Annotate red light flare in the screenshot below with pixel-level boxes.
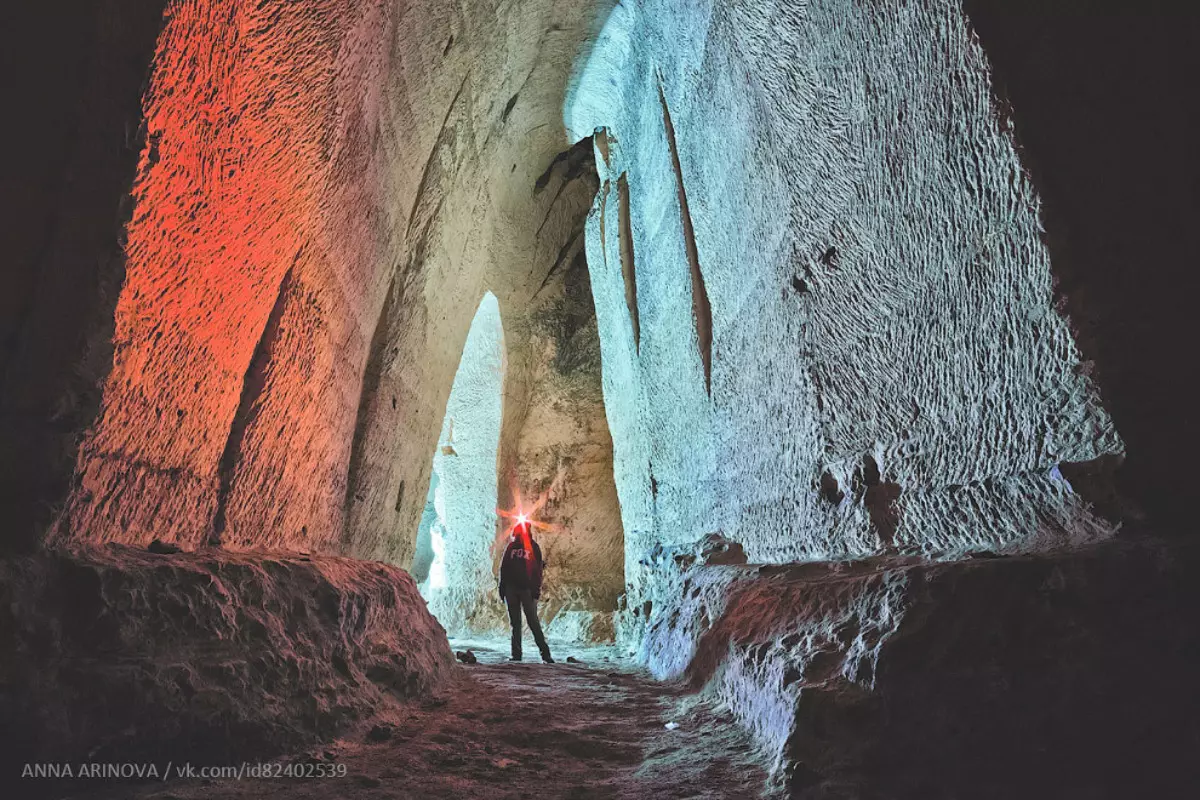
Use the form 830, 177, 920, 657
497, 485, 563, 538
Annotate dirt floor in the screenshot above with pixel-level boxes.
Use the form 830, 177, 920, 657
74, 637, 774, 800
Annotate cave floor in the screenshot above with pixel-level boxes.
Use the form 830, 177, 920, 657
88, 638, 773, 800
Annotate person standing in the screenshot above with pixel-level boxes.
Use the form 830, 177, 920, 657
498, 519, 554, 663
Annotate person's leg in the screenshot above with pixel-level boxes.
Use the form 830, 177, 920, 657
505, 592, 523, 659
521, 592, 552, 662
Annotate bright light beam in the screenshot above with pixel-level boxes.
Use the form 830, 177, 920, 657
497, 484, 565, 537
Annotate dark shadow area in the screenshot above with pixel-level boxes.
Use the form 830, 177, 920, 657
0, 0, 169, 554
964, 0, 1200, 534
662, 538, 1200, 798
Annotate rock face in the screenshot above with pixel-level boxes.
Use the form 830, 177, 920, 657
422, 293, 507, 633
422, 280, 625, 639
6, 0, 1190, 636
2, 0, 1197, 790
498, 237, 626, 638
641, 537, 1200, 797
0, 547, 454, 770
40, 0, 397, 553
2, 0, 625, 633
574, 0, 1126, 636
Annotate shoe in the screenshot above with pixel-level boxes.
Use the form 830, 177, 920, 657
510, 655, 522, 662
541, 653, 555, 664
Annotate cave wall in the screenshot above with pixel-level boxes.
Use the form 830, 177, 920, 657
46, 0, 407, 552
16, 0, 611, 562
496, 156, 626, 639
515, 264, 626, 637
639, 539, 1200, 796
571, 0, 1125, 626
1, 0, 1194, 784
1, 546, 454, 772
336, 0, 625, 594
8, 0, 1186, 650
3, 0, 628, 634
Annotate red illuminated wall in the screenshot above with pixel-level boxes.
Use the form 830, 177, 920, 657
54, 0, 398, 552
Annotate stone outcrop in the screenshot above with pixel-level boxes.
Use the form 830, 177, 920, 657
497, 223, 626, 638
640, 536, 1200, 797
0, 547, 454, 772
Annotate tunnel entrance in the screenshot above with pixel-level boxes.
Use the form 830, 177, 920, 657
415, 292, 507, 635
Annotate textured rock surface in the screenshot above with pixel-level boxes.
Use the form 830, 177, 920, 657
0, 547, 454, 770
573, 0, 1125, 633
498, 229, 626, 636
47, 0, 406, 552
963, 0, 1199, 536
421, 281, 624, 638
16, 0, 626, 629
8, 0, 1188, 645
4, 1, 1198, 794
641, 537, 1200, 797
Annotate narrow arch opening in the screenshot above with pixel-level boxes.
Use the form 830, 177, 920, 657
417, 291, 506, 635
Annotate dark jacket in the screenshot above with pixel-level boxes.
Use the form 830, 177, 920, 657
499, 527, 543, 600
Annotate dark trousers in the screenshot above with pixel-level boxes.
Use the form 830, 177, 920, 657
505, 588, 550, 659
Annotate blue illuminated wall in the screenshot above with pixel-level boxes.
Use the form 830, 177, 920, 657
566, 0, 1123, 636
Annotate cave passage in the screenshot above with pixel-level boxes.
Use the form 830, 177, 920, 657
417, 292, 506, 636
2, 0, 1197, 797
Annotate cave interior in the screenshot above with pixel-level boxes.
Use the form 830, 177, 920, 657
1, 0, 1198, 797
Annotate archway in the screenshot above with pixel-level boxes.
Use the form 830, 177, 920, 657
418, 292, 507, 635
